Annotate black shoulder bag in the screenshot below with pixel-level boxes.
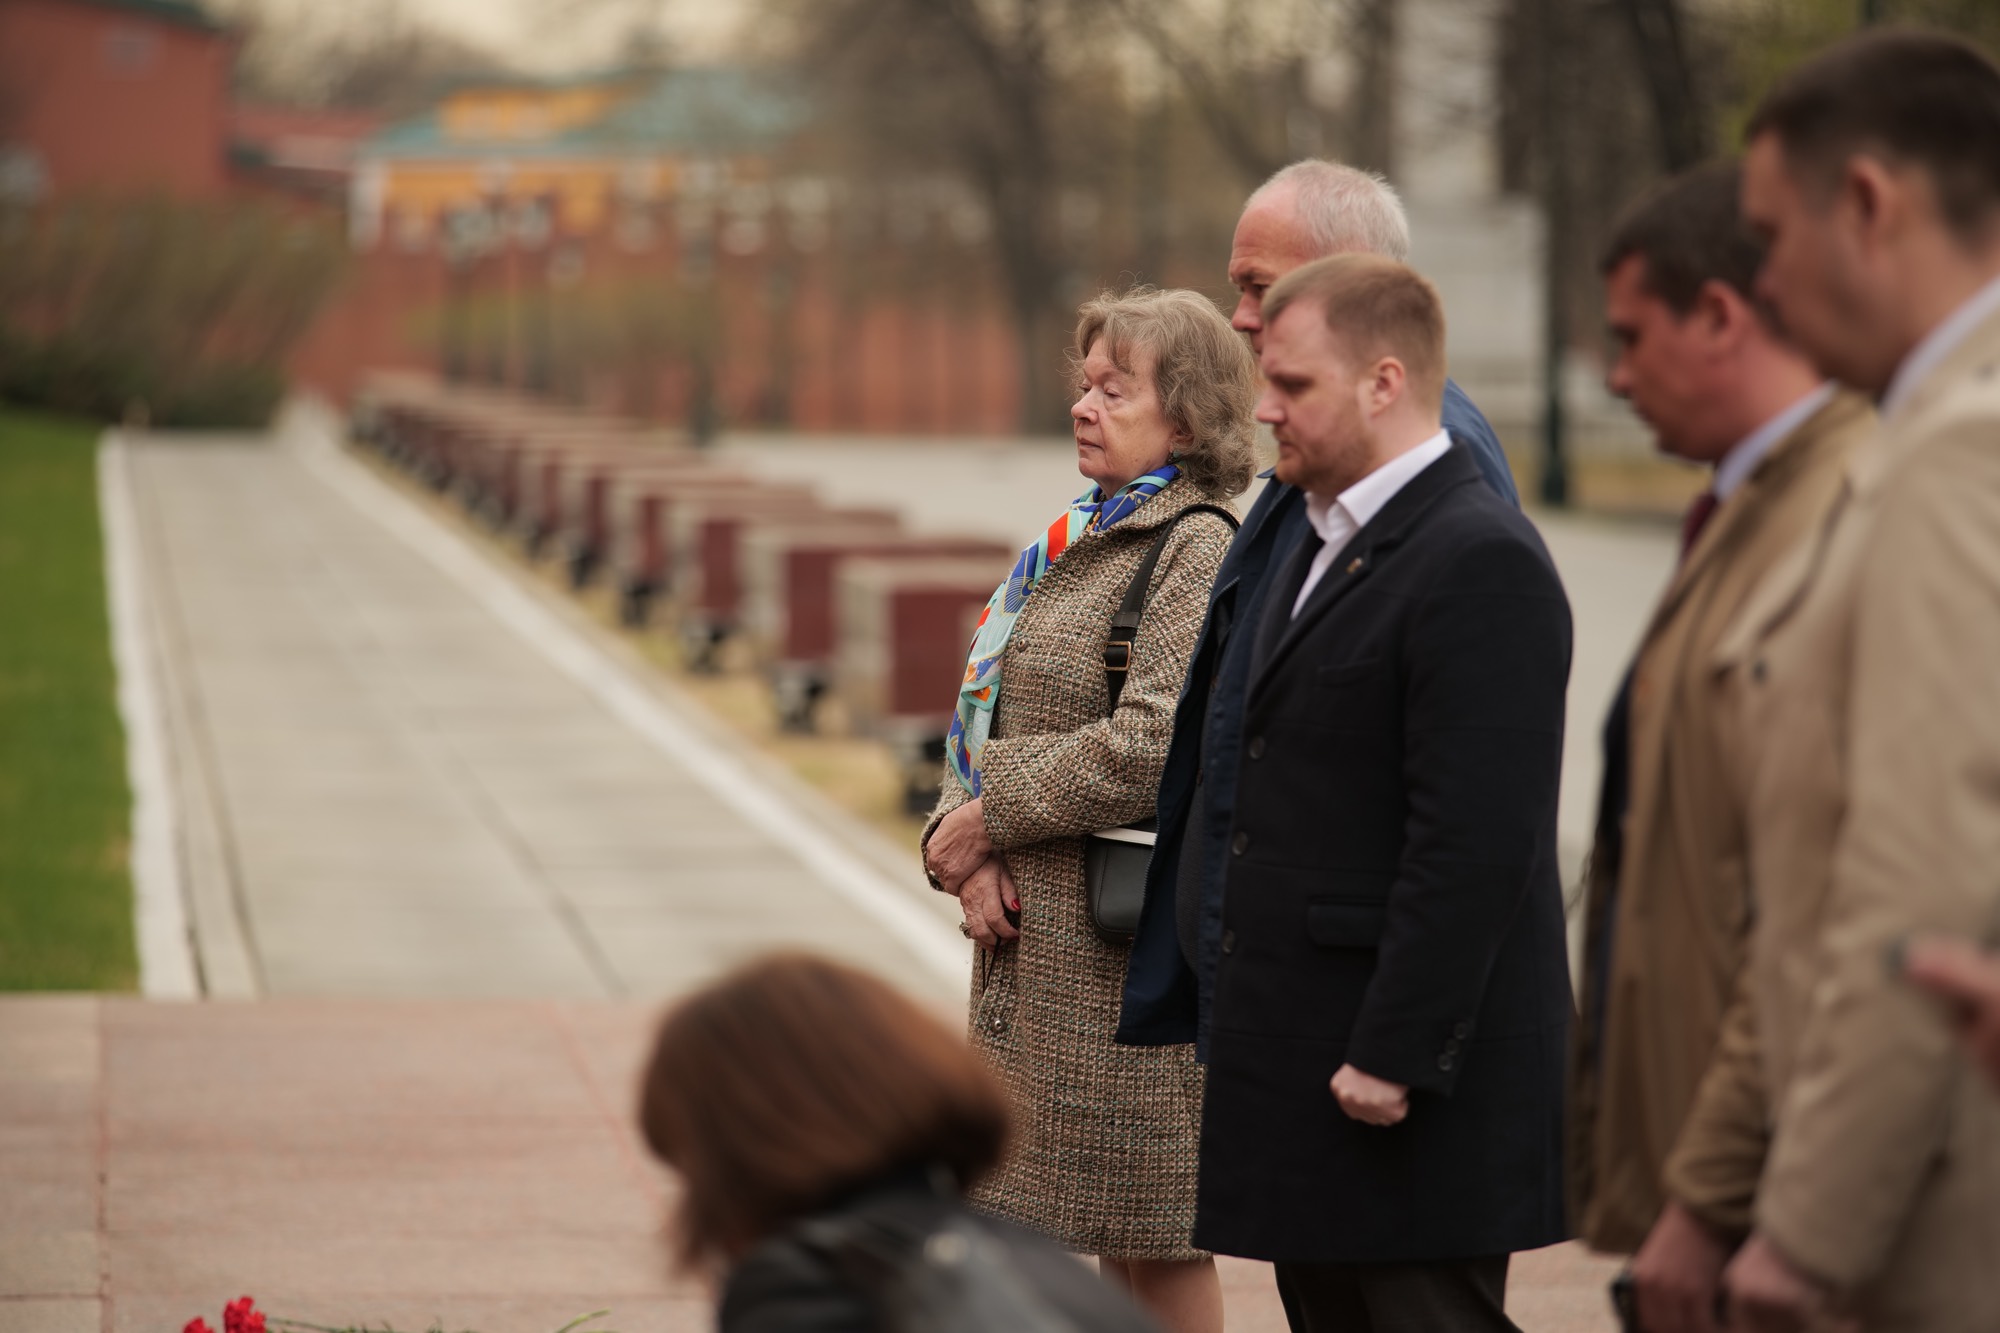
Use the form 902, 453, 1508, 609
1084, 503, 1239, 945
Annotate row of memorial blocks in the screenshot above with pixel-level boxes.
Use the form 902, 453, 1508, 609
354, 372, 1010, 813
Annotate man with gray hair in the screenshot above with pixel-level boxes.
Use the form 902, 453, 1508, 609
1118, 160, 1519, 1068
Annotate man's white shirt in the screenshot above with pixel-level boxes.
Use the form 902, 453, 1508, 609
1292, 430, 1454, 617
1713, 382, 1836, 502
1880, 270, 2000, 419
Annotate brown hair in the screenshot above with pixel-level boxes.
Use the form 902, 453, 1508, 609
1071, 287, 1260, 499
1747, 29, 2000, 242
637, 953, 1008, 1269
1601, 160, 1774, 323
1262, 254, 1447, 411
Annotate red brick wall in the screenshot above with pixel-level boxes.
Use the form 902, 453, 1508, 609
291, 234, 1029, 436
0, 0, 233, 198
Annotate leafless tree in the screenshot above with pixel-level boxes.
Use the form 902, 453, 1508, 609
210, 0, 514, 114
759, 0, 1108, 429
1614, 0, 1709, 170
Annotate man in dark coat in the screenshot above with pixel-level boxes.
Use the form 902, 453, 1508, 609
1193, 255, 1572, 1329
1118, 159, 1516, 1057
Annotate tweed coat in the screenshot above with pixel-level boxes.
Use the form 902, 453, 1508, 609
1567, 390, 1870, 1253
924, 474, 1236, 1261
1663, 303, 2000, 1329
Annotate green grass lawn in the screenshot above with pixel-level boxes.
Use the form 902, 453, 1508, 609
0, 407, 136, 989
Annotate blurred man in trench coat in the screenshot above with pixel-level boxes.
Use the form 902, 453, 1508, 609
1565, 163, 1871, 1288
1654, 31, 2000, 1333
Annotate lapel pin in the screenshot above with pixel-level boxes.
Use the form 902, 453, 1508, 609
1346, 557, 1364, 574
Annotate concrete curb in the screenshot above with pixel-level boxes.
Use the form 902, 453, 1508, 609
99, 433, 199, 999
109, 436, 262, 998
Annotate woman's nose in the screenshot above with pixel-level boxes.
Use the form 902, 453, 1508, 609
1071, 392, 1092, 420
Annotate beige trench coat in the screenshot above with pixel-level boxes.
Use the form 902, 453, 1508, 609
926, 475, 1234, 1261
1569, 392, 1871, 1252
1664, 308, 2000, 1329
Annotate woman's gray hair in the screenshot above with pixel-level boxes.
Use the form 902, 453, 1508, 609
1250, 160, 1410, 263
1071, 287, 1259, 500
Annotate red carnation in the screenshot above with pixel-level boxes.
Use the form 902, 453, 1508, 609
222, 1296, 267, 1333
183, 1321, 215, 1333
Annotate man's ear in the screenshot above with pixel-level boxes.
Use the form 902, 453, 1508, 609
1697, 278, 1747, 348
1368, 357, 1408, 416
1841, 154, 1898, 250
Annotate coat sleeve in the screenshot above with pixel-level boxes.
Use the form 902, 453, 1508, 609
1753, 413, 2000, 1287
1344, 529, 1572, 1094
919, 773, 975, 888
1660, 966, 1767, 1239
975, 515, 1233, 849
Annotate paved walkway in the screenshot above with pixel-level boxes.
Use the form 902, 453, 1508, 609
116, 419, 963, 1001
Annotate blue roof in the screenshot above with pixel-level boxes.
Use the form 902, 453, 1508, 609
359, 67, 809, 162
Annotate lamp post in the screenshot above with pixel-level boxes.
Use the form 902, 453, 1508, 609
441, 208, 475, 384
1537, 0, 1573, 507
547, 241, 586, 403
513, 195, 555, 395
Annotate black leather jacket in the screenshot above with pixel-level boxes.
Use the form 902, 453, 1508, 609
719, 1167, 1158, 1333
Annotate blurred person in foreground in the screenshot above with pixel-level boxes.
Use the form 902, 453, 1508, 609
1117, 159, 1516, 1065
1566, 163, 1871, 1288
1653, 29, 2000, 1333
637, 952, 1160, 1332
1193, 254, 1572, 1331
919, 288, 1256, 1332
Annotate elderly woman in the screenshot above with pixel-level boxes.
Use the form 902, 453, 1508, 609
922, 287, 1258, 1333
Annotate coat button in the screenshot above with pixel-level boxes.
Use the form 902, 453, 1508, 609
1231, 831, 1249, 855
1438, 1053, 1454, 1072
990, 1016, 1005, 1034
1221, 930, 1236, 955
1445, 1038, 1461, 1055
1453, 1022, 1470, 1040
1247, 736, 1266, 759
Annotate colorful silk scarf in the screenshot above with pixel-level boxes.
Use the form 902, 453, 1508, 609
946, 464, 1180, 795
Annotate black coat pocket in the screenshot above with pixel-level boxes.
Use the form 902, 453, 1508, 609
1315, 657, 1382, 688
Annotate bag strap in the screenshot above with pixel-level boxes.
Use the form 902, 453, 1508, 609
1104, 503, 1239, 714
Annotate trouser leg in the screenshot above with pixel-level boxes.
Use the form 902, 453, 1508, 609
1274, 1260, 1371, 1332
1274, 1255, 1516, 1333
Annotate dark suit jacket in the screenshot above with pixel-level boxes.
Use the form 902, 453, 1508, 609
1190, 443, 1573, 1263
1117, 380, 1514, 1056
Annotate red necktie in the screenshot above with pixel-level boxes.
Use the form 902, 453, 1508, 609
1680, 489, 1719, 560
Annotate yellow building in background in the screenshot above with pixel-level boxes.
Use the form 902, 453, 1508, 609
349, 68, 806, 251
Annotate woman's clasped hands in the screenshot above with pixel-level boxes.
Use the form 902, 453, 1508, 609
928, 798, 1022, 950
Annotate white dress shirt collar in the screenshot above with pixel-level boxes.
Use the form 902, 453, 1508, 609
1294, 430, 1453, 616
1712, 383, 1835, 502
1304, 430, 1454, 543
1880, 271, 2000, 419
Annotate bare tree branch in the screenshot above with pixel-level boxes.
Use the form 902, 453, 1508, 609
1101, 0, 1286, 184
1614, 0, 1708, 170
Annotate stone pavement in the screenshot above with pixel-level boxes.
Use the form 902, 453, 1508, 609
0, 997, 1622, 1333
115, 426, 964, 1002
